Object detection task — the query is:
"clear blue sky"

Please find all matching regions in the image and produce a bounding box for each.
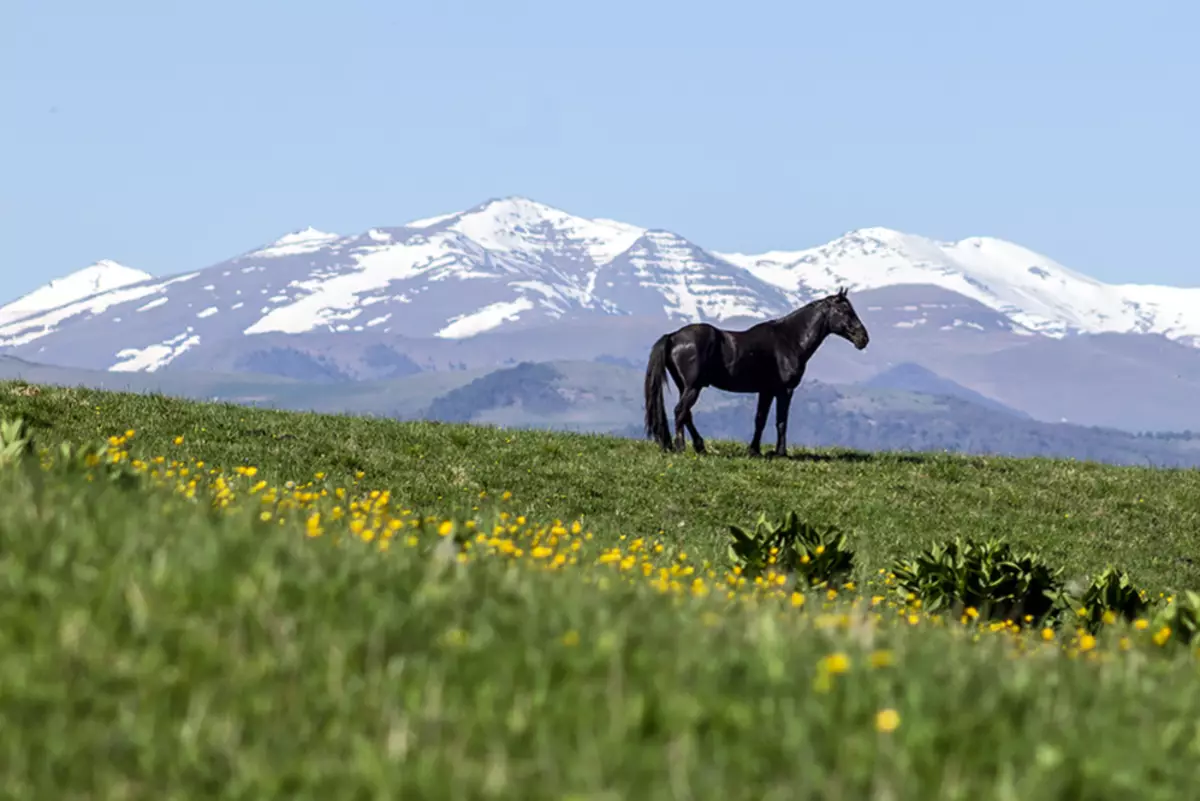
[2,0,1197,300]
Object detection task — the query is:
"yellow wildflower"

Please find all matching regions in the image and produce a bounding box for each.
[819,652,850,675]
[875,708,901,733]
[870,650,894,669]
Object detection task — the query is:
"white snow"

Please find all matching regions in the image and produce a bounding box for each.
[941,318,986,332]
[404,210,458,228]
[716,227,1200,342]
[10,198,1200,369]
[435,297,534,339]
[248,227,341,258]
[243,238,466,335]
[623,231,778,321]
[0,272,200,348]
[445,197,645,266]
[510,280,568,304]
[110,331,201,372]
[0,260,153,326]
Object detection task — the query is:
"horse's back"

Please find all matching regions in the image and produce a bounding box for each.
[667,321,724,350]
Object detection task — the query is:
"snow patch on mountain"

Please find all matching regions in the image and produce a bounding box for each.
[242,235,481,335]
[597,230,787,321]
[411,197,646,267]
[0,272,201,348]
[717,228,1200,340]
[404,210,459,229]
[436,297,535,339]
[110,330,201,372]
[248,227,341,258]
[0,260,153,326]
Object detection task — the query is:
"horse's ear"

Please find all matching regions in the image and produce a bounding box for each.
[837,286,847,299]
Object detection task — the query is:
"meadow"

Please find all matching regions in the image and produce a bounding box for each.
[3,379,1200,799]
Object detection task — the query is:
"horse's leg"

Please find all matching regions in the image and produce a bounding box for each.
[666,358,706,454]
[673,385,702,453]
[771,388,794,458]
[748,392,773,457]
[683,390,706,454]
[685,413,706,454]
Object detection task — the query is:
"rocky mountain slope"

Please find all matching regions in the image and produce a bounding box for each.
[0,260,152,326]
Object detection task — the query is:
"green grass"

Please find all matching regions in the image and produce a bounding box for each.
[5,380,1200,798]
[5,380,1200,591]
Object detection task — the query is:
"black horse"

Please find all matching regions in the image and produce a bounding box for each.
[643,288,870,457]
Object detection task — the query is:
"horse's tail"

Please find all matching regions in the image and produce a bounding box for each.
[644,334,673,450]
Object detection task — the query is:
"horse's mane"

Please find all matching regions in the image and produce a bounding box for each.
[777,291,840,325]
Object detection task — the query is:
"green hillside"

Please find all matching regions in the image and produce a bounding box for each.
[4,379,1200,798]
[6,378,1197,587]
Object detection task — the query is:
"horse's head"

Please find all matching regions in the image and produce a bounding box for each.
[826,287,870,350]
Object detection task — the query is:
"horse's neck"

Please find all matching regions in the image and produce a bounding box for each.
[778,305,830,356]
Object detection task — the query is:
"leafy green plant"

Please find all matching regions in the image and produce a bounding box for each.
[0,417,33,468]
[1151,590,1200,646]
[65,442,135,479]
[1062,566,1152,633]
[890,537,1064,624]
[0,415,141,489]
[727,511,855,589]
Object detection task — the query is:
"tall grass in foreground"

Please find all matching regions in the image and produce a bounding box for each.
[2,462,1200,800]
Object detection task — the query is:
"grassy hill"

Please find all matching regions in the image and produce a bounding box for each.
[9,350,1200,470]
[9,353,1200,468]
[4,379,1200,797]
[6,378,1200,586]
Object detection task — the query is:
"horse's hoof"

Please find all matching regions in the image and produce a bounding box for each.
[748,448,762,459]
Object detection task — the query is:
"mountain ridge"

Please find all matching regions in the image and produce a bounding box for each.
[4,196,1198,348]
[0,260,153,327]
[2,196,1199,433]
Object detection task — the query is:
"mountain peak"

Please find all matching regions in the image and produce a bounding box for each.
[248,227,341,258]
[405,196,646,266]
[0,259,153,325]
[841,226,908,241]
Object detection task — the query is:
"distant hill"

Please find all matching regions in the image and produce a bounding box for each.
[862,362,1030,418]
[415,360,1200,468]
[4,354,1200,468]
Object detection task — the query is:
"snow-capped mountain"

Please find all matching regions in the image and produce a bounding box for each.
[1,196,1198,383]
[0,197,799,373]
[717,227,1200,344]
[0,260,153,326]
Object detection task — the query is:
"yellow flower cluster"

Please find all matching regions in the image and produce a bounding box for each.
[51,429,1194,661]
